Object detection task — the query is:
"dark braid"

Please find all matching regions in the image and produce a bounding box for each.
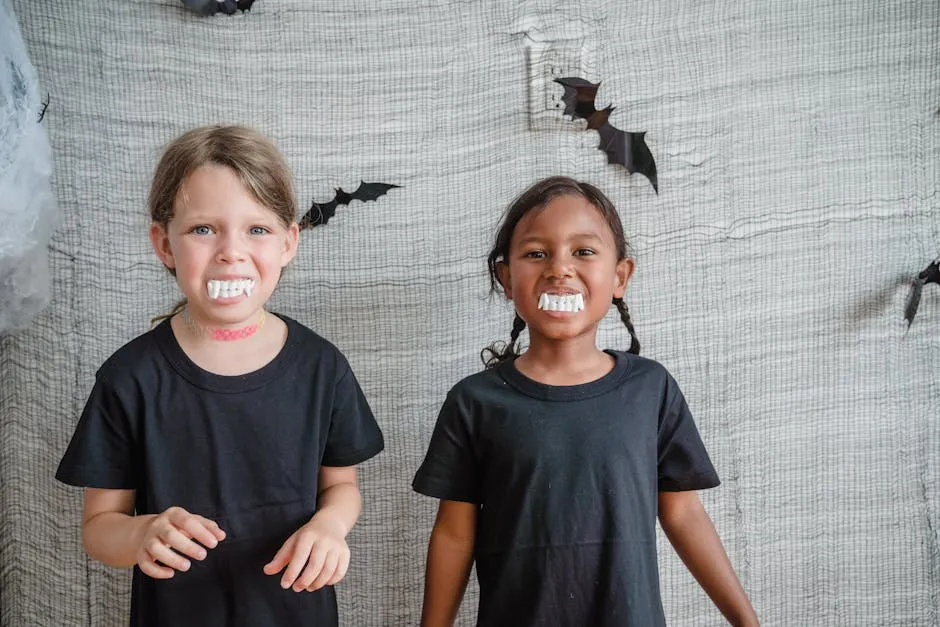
[481,313,527,368]
[613,297,640,355]
[508,313,527,349]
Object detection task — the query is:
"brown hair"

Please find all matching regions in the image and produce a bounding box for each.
[149,125,297,324]
[481,176,640,367]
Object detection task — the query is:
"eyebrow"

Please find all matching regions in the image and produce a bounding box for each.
[515,232,606,246]
[177,212,276,223]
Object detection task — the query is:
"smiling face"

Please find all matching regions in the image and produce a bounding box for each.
[149,164,299,327]
[497,194,633,348]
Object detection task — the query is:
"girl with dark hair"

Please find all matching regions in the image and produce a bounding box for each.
[414,176,757,626]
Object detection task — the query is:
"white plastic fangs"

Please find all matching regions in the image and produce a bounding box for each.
[207,278,255,300]
[538,292,584,312]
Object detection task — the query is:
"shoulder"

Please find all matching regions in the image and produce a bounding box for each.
[607,350,684,398]
[608,350,673,379]
[438,364,530,420]
[94,324,167,385]
[277,314,354,378]
[445,365,506,399]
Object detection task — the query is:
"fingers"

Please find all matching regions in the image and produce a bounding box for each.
[264,519,352,592]
[146,541,193,573]
[263,533,296,576]
[306,551,340,591]
[280,533,316,589]
[138,553,177,579]
[188,514,227,545]
[325,550,350,587]
[265,537,350,591]
[161,526,208,562]
[165,509,225,548]
[138,507,225,577]
[293,545,328,591]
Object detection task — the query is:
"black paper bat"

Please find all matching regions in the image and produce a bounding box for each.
[904,258,940,327]
[37,93,49,123]
[554,77,658,193]
[180,0,255,16]
[300,181,399,229]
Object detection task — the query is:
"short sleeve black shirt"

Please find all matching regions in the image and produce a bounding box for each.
[413,351,719,626]
[56,315,384,627]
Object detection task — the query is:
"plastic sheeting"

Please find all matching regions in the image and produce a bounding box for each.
[0,0,57,332]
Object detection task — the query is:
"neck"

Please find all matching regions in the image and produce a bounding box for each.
[181,307,267,341]
[515,333,611,385]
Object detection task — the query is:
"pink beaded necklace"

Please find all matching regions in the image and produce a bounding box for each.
[182,307,267,341]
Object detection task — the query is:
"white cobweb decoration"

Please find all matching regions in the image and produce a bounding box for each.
[0,2,58,333]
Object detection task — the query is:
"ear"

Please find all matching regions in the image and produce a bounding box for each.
[613,258,635,299]
[496,261,513,299]
[149,223,175,270]
[280,222,300,267]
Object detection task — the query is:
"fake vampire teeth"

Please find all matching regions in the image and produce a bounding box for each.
[538,292,585,312]
[207,279,255,300]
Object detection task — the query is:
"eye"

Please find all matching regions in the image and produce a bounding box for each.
[191,225,213,236]
[523,250,546,259]
[574,248,596,256]
[249,226,270,236]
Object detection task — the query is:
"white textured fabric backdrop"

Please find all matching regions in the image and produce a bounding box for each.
[2,0,938,625]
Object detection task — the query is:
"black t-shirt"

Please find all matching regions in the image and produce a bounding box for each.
[56,314,384,627]
[412,351,719,627]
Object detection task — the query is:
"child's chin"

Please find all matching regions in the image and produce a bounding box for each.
[537,309,582,320]
[208,295,250,306]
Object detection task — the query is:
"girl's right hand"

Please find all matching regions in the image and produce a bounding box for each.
[136,506,226,579]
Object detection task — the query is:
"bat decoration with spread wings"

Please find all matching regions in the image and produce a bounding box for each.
[554,77,658,193]
[180,0,256,16]
[300,181,400,229]
[904,258,940,327]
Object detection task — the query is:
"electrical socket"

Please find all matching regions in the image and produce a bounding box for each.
[526,38,596,131]
[543,49,582,111]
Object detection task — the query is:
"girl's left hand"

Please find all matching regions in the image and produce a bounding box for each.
[263,514,350,592]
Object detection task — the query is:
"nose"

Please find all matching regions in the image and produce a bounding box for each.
[215,231,247,263]
[545,254,574,279]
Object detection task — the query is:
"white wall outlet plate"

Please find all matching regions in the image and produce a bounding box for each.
[525,38,597,131]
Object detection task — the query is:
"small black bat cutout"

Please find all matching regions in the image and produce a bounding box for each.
[554,77,658,193]
[180,0,255,16]
[37,93,49,123]
[904,258,940,327]
[300,181,399,229]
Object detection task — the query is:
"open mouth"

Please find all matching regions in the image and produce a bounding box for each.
[207,278,255,300]
[537,292,584,312]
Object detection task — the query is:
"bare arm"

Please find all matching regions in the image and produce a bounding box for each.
[264,465,361,591]
[82,488,153,568]
[312,465,362,537]
[421,499,478,627]
[659,491,758,626]
[82,488,225,578]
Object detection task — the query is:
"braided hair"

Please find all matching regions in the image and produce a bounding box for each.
[482,176,640,368]
[612,297,641,355]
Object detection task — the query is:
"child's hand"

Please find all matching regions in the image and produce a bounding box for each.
[136,506,226,579]
[263,513,350,592]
